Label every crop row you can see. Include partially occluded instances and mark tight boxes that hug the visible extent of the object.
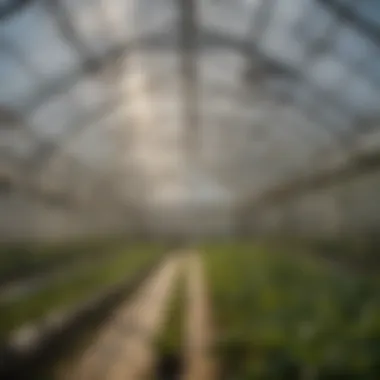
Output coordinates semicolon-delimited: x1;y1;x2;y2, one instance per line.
0;243;164;340
203;242;380;379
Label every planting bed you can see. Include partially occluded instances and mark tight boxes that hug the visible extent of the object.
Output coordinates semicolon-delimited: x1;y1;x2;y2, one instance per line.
203;242;380;379
0;243;164;340
0;238;134;286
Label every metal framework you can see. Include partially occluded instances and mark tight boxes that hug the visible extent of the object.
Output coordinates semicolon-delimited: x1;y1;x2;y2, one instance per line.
1;0;380;218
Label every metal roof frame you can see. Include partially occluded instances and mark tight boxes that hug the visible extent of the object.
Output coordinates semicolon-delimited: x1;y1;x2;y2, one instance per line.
1;0;380;213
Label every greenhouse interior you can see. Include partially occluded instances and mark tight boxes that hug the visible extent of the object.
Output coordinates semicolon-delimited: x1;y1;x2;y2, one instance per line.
1;0;380;379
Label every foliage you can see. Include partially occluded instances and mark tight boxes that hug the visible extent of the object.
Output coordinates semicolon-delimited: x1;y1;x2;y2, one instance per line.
0;244;163;340
0;237;134;285
155;272;185;358
152;269;185;380
203;242;380;379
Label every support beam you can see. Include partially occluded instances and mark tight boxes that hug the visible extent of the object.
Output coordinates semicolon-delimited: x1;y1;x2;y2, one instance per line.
0;0;33;21
244;149;380;208
28;98;120;169
178;0;200;159
43;0;100;72
318;0;380;48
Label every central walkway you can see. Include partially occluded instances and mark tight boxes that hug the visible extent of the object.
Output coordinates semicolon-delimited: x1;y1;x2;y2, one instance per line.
57;251;215;380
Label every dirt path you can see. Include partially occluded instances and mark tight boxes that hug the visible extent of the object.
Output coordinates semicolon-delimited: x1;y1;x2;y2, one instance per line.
58;254;182;380
55;251;216;380
182;251;216;380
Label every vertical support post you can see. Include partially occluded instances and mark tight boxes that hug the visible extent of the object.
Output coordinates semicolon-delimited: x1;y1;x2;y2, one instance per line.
245;0;277;55
178;0;200;163
44;0;100;71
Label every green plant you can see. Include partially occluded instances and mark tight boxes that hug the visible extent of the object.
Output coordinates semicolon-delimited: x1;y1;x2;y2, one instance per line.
203;242;380;379
0;244;164;340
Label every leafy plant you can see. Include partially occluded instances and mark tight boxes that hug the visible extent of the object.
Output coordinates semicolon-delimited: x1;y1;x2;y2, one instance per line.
203;242;380;379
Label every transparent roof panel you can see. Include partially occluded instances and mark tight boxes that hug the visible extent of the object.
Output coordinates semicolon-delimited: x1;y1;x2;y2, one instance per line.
1;0;380;208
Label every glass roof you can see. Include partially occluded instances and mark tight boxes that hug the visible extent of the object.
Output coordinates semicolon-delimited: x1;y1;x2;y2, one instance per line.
1;0;380;212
